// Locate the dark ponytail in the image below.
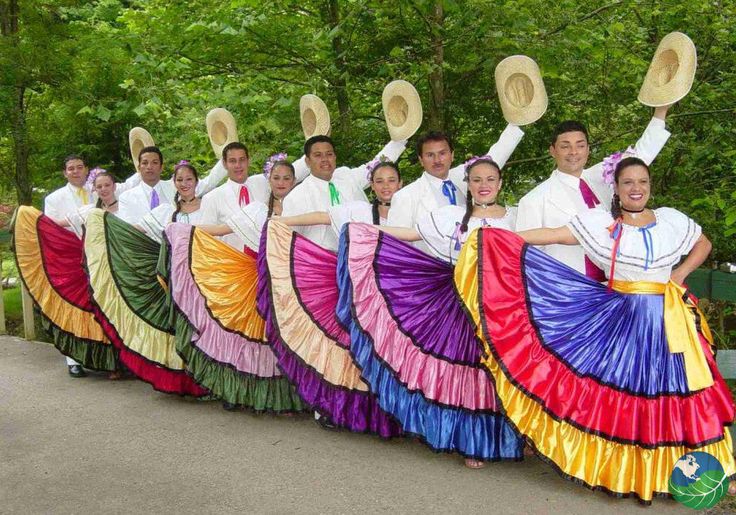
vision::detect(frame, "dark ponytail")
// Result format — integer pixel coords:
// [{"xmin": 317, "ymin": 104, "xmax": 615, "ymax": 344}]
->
[
  {"xmin": 610, "ymin": 156, "xmax": 649, "ymax": 220},
  {"xmin": 171, "ymin": 191, "xmax": 182, "ymax": 222},
  {"xmin": 372, "ymin": 198, "xmax": 380, "ymax": 225},
  {"xmin": 459, "ymin": 192, "xmax": 473, "ymax": 234},
  {"xmin": 267, "ymin": 192, "xmax": 276, "ymax": 218},
  {"xmin": 610, "ymin": 193, "xmax": 622, "ymax": 220}
]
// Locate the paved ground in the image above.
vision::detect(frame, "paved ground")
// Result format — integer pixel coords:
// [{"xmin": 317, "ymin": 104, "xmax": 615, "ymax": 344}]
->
[{"xmin": 0, "ymin": 336, "xmax": 699, "ymax": 514}]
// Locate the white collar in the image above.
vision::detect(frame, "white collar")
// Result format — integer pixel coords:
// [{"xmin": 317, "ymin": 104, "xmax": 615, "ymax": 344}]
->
[
  {"xmin": 422, "ymin": 171, "xmax": 453, "ymax": 188},
  {"xmin": 227, "ymin": 178, "xmax": 248, "ymax": 191},
  {"xmin": 66, "ymin": 182, "xmax": 86, "ymax": 194},
  {"xmin": 139, "ymin": 181, "xmax": 161, "ymax": 194},
  {"xmin": 552, "ymin": 169, "xmax": 584, "ymax": 189}
]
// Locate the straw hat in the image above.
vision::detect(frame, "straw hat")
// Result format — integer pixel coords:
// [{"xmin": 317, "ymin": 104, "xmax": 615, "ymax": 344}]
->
[
  {"xmin": 494, "ymin": 55, "xmax": 548, "ymax": 126},
  {"xmin": 128, "ymin": 127, "xmax": 155, "ymax": 170},
  {"xmin": 300, "ymin": 94, "xmax": 331, "ymax": 140},
  {"xmin": 206, "ymin": 108, "xmax": 239, "ymax": 158},
  {"xmin": 382, "ymin": 80, "xmax": 423, "ymax": 141},
  {"xmin": 638, "ymin": 32, "xmax": 697, "ymax": 107}
]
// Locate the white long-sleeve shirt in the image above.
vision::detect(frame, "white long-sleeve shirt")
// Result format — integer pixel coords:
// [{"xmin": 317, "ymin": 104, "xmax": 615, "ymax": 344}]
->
[{"xmin": 515, "ymin": 117, "xmax": 671, "ymax": 274}]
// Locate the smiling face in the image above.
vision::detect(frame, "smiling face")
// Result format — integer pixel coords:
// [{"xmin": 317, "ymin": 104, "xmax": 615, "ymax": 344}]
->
[
  {"xmin": 138, "ymin": 152, "xmax": 163, "ymax": 186},
  {"xmin": 64, "ymin": 158, "xmax": 88, "ymax": 188},
  {"xmin": 94, "ymin": 174, "xmax": 115, "ymax": 204},
  {"xmin": 305, "ymin": 142, "xmax": 337, "ymax": 181},
  {"xmin": 467, "ymin": 162, "xmax": 502, "ymax": 205},
  {"xmin": 615, "ymin": 164, "xmax": 650, "ymax": 211},
  {"xmin": 549, "ymin": 130, "xmax": 590, "ymax": 176},
  {"xmin": 418, "ymin": 139, "xmax": 454, "ymax": 180},
  {"xmin": 224, "ymin": 148, "xmax": 249, "ymax": 184},
  {"xmin": 174, "ymin": 166, "xmax": 198, "ymax": 200},
  {"xmin": 370, "ymin": 165, "xmax": 402, "ymax": 203},
  {"xmin": 269, "ymin": 164, "xmax": 296, "ymax": 199}
]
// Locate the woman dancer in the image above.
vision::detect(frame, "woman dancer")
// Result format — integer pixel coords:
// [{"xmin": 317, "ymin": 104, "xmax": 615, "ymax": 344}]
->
[
  {"xmin": 163, "ymin": 155, "xmax": 305, "ymax": 412},
  {"xmin": 336, "ymin": 156, "xmax": 524, "ymax": 467},
  {"xmin": 454, "ymin": 156, "xmax": 735, "ymax": 501}
]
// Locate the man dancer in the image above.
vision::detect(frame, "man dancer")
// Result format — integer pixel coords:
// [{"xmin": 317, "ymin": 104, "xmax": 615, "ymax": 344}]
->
[
  {"xmin": 515, "ymin": 105, "xmax": 671, "ymax": 278},
  {"xmin": 387, "ymin": 125, "xmax": 523, "ymax": 254}
]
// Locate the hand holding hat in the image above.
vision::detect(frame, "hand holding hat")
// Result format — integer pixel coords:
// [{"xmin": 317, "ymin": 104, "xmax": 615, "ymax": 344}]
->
[
  {"xmin": 638, "ymin": 32, "xmax": 697, "ymax": 107},
  {"xmin": 206, "ymin": 108, "xmax": 239, "ymax": 159},
  {"xmin": 495, "ymin": 55, "xmax": 548, "ymax": 126},
  {"xmin": 382, "ymin": 80, "xmax": 423, "ymax": 141},
  {"xmin": 128, "ymin": 127, "xmax": 156, "ymax": 170}
]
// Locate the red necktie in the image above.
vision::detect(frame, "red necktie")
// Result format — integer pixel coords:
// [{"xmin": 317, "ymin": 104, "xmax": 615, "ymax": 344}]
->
[
  {"xmin": 237, "ymin": 185, "xmax": 256, "ymax": 256},
  {"xmin": 238, "ymin": 185, "xmax": 250, "ymax": 207},
  {"xmin": 578, "ymin": 179, "xmax": 606, "ymax": 282}
]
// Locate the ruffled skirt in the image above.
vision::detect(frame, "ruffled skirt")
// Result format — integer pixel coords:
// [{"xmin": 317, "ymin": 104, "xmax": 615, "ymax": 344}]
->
[
  {"xmin": 84, "ymin": 209, "xmax": 206, "ymax": 396},
  {"xmin": 336, "ymin": 223, "xmax": 523, "ymax": 460},
  {"xmin": 12, "ymin": 206, "xmax": 117, "ymax": 370},
  {"xmin": 163, "ymin": 222, "xmax": 305, "ymax": 411},
  {"xmin": 257, "ymin": 221, "xmax": 401, "ymax": 437},
  {"xmin": 454, "ymin": 227, "xmax": 735, "ymax": 501}
]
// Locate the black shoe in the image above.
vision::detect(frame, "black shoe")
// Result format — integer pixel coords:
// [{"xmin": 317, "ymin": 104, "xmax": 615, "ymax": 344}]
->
[
  {"xmin": 222, "ymin": 402, "xmax": 238, "ymax": 411},
  {"xmin": 68, "ymin": 365, "xmax": 87, "ymax": 378},
  {"xmin": 315, "ymin": 414, "xmax": 339, "ymax": 431}
]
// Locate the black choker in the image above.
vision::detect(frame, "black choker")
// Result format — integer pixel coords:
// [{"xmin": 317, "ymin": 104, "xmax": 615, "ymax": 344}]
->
[
  {"xmin": 376, "ymin": 200, "xmax": 391, "ymax": 207},
  {"xmin": 179, "ymin": 196, "xmax": 198, "ymax": 204},
  {"xmin": 473, "ymin": 200, "xmax": 496, "ymax": 208},
  {"xmin": 103, "ymin": 200, "xmax": 118, "ymax": 209},
  {"xmin": 622, "ymin": 206, "xmax": 645, "ymax": 214}
]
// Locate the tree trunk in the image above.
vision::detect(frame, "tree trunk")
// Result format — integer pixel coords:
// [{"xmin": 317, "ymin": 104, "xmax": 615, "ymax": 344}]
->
[
  {"xmin": 12, "ymin": 85, "xmax": 31, "ymax": 204},
  {"xmin": 325, "ymin": 0, "xmax": 352, "ymax": 137},
  {"xmin": 2, "ymin": 0, "xmax": 31, "ymax": 204},
  {"xmin": 427, "ymin": 1, "xmax": 445, "ymax": 131}
]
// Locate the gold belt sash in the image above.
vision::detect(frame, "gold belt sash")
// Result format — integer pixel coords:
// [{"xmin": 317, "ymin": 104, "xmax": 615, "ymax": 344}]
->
[{"xmin": 610, "ymin": 280, "xmax": 714, "ymax": 391}]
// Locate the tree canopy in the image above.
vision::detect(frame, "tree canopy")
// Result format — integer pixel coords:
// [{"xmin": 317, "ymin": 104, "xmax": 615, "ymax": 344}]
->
[{"xmin": 1, "ymin": 0, "xmax": 734, "ymax": 259}]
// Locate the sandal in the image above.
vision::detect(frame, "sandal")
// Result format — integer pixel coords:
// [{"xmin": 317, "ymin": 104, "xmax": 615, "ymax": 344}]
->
[{"xmin": 464, "ymin": 458, "xmax": 486, "ymax": 469}]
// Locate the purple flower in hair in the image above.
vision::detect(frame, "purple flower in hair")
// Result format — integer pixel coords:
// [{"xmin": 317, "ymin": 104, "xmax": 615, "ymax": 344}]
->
[
  {"xmin": 85, "ymin": 167, "xmax": 106, "ymax": 193},
  {"xmin": 463, "ymin": 154, "xmax": 493, "ymax": 179},
  {"xmin": 263, "ymin": 152, "xmax": 288, "ymax": 179},
  {"xmin": 602, "ymin": 146, "xmax": 635, "ymax": 187},
  {"xmin": 174, "ymin": 160, "xmax": 191, "ymax": 172},
  {"xmin": 365, "ymin": 154, "xmax": 389, "ymax": 181}
]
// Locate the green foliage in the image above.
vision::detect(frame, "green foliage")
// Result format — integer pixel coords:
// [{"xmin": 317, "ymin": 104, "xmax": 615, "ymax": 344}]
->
[{"xmin": 0, "ymin": 0, "xmax": 734, "ymax": 258}]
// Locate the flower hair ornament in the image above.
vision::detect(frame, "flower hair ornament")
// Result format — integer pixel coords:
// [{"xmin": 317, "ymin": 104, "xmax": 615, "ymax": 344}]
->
[
  {"xmin": 174, "ymin": 160, "xmax": 191, "ymax": 172},
  {"xmin": 602, "ymin": 146, "xmax": 636, "ymax": 187},
  {"xmin": 365, "ymin": 154, "xmax": 392, "ymax": 181},
  {"xmin": 462, "ymin": 154, "xmax": 494, "ymax": 180},
  {"xmin": 85, "ymin": 167, "xmax": 106, "ymax": 192},
  {"xmin": 263, "ymin": 152, "xmax": 288, "ymax": 179}
]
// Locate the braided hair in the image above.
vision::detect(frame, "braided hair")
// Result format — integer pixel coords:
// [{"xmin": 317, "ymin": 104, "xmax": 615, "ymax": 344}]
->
[
  {"xmin": 171, "ymin": 162, "xmax": 199, "ymax": 222},
  {"xmin": 266, "ymin": 160, "xmax": 296, "ymax": 217},
  {"xmin": 459, "ymin": 157, "xmax": 501, "ymax": 234},
  {"xmin": 610, "ymin": 156, "xmax": 649, "ymax": 220},
  {"xmin": 369, "ymin": 161, "xmax": 401, "ymax": 225}
]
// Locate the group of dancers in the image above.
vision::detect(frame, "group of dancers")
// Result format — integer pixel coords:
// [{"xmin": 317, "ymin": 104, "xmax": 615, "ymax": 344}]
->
[{"xmin": 13, "ymin": 45, "xmax": 736, "ymax": 505}]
